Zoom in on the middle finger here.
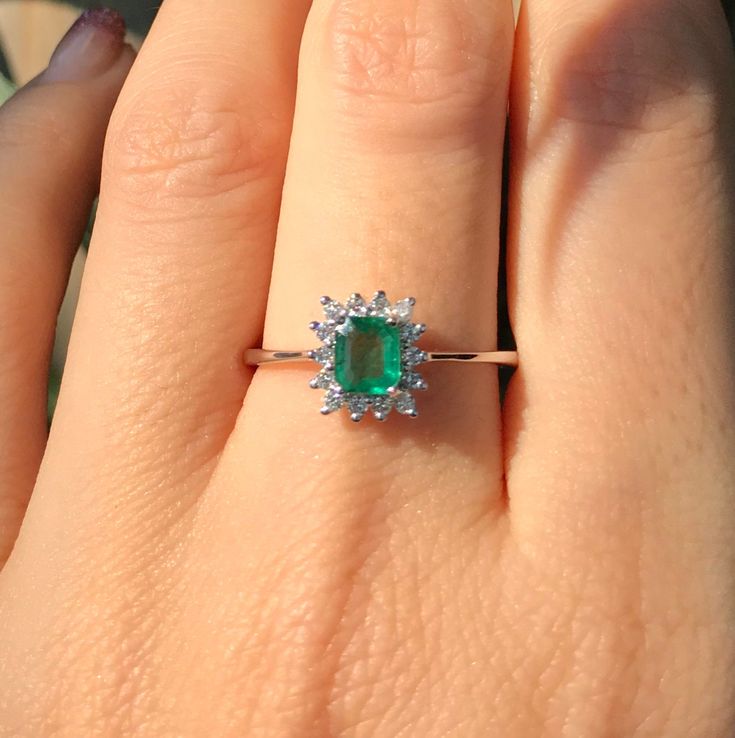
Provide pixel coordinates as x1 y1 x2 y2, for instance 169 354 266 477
28 0 312 523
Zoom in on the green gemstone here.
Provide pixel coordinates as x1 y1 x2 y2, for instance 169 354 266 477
334 317 401 395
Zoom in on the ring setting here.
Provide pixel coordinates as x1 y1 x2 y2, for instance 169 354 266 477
243 291 519 422
309 291 428 421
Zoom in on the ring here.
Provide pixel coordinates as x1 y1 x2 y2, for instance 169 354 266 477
244 291 519 422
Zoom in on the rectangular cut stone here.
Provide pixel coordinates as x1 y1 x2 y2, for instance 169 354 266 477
334 317 401 395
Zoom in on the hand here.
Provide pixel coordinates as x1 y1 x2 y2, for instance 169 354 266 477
0 1 733 735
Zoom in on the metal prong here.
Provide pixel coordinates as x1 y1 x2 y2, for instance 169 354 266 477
374 289 386 299
308 321 320 331
415 323 427 334
385 318 397 326
320 295 331 305
309 378 319 389
407 297 416 306
350 413 362 422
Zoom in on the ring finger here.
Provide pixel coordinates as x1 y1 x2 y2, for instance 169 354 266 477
233 0 515 508
188 2 514 728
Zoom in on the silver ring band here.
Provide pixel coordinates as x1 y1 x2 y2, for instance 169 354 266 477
244 349 519 368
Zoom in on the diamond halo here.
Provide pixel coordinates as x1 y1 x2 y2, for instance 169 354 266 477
307 291 429 422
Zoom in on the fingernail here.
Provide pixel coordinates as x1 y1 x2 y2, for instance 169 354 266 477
46 8 127 83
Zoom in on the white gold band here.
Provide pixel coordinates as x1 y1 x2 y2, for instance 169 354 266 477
244 349 519 368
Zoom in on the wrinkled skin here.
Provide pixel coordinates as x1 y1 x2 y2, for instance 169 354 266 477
0 0 734 735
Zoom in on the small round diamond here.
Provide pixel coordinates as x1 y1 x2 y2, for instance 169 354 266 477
322 298 347 322
401 371 428 391
403 346 428 367
394 391 418 417
392 297 415 323
346 293 367 315
371 396 393 421
309 371 334 390
309 345 334 365
347 395 369 422
367 290 390 316
320 387 344 414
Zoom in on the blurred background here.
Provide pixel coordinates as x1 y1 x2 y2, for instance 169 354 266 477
0 1 155 415
0 0 733 415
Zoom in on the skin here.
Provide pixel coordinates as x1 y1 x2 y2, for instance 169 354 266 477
0 0 734 735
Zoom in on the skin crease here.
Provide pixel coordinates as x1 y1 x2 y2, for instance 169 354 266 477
0 0 734 736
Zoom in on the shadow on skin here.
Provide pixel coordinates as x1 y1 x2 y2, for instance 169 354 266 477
515 0 734 304
504 0 735 462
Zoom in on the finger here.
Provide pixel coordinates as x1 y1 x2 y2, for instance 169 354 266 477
182 2 514 727
239 0 515 503
0 9 134 565
24 0 313 537
506 0 735 553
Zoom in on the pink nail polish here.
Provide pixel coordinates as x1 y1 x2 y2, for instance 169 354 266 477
46 8 127 83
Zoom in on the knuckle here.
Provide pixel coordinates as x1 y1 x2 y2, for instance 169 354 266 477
322 0 510 138
551 5 731 141
103 83 288 211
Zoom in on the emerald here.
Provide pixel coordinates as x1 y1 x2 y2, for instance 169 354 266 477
334 317 401 395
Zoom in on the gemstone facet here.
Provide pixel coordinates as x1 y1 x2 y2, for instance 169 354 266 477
334 317 401 395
